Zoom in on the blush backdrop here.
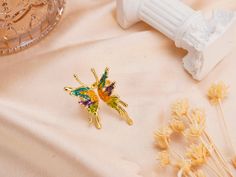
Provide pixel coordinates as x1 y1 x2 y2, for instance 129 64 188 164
0 0 236 177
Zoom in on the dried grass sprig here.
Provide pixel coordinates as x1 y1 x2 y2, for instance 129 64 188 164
154 126 173 149
186 143 210 167
157 150 170 167
208 82 228 105
207 82 236 168
155 99 234 177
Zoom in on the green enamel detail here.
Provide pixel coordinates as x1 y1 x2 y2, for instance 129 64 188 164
88 103 98 114
107 96 119 108
71 87 90 99
99 70 108 88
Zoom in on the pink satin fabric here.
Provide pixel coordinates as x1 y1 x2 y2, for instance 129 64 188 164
0 0 236 177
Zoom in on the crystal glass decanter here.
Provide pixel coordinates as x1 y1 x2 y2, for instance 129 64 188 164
0 0 65 55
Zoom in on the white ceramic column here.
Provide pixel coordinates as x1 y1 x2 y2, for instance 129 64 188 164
139 0 195 39
117 0 236 80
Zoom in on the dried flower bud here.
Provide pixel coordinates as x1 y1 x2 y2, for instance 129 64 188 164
195 170 206 177
208 82 228 105
171 99 189 118
190 108 206 125
186 143 210 167
184 123 205 139
157 151 170 167
176 159 192 176
170 119 185 133
154 127 173 149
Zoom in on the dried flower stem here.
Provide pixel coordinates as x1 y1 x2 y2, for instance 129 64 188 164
183 132 223 177
156 99 234 177
199 136 229 177
185 113 233 177
169 148 201 177
188 171 196 177
205 162 222 177
207 82 236 168
177 168 196 177
203 132 234 177
218 100 235 155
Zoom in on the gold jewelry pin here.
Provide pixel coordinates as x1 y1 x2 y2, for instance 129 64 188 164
64 67 133 129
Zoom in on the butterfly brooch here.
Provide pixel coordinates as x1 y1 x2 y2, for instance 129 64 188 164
64 67 133 129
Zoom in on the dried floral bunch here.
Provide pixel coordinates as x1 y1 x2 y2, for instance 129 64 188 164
155 99 234 177
207 82 236 168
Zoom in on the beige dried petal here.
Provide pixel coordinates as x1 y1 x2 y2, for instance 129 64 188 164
170 119 185 133
158 151 170 167
208 82 228 105
190 108 206 125
176 159 192 175
184 123 205 139
171 99 189 118
154 127 173 149
186 143 210 167
195 170 206 177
